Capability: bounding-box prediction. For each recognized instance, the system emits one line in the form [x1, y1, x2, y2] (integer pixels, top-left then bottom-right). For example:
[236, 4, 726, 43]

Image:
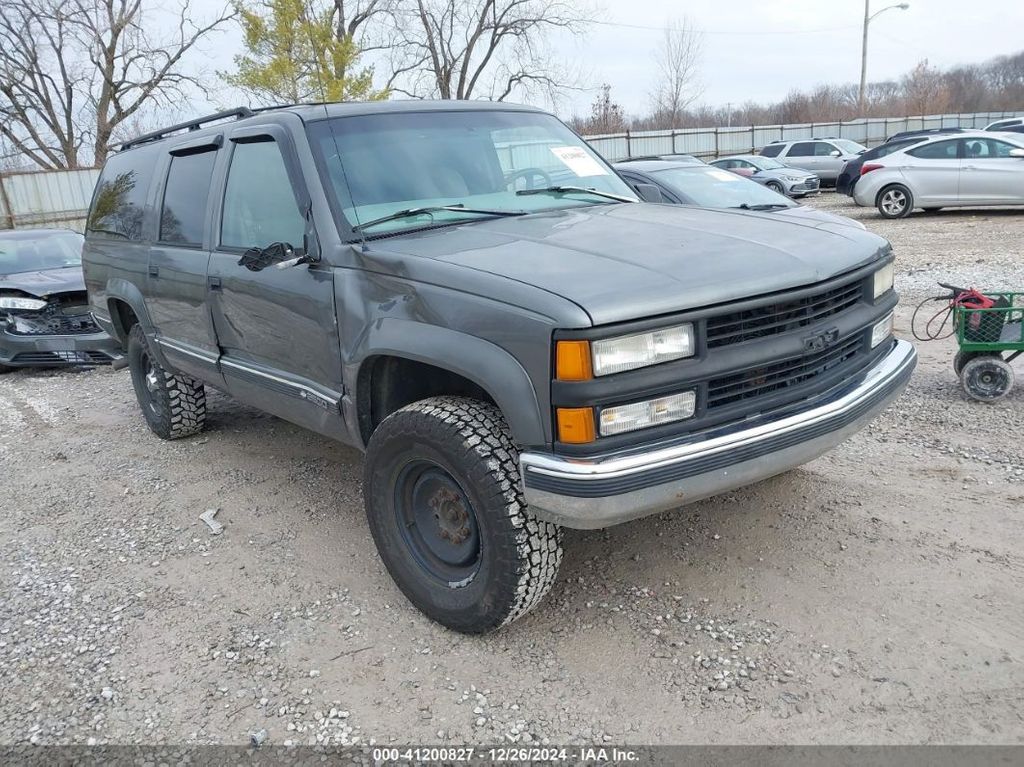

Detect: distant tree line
[572, 51, 1024, 135]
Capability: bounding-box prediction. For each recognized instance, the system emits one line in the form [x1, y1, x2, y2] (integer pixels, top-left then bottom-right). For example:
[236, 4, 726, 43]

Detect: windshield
[833, 139, 866, 155]
[653, 167, 796, 208]
[750, 157, 787, 170]
[307, 110, 637, 235]
[0, 230, 83, 275]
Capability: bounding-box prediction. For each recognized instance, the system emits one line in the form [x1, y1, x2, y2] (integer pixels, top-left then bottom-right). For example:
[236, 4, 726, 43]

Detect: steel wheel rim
[881, 189, 907, 215]
[139, 349, 160, 415]
[394, 460, 481, 587]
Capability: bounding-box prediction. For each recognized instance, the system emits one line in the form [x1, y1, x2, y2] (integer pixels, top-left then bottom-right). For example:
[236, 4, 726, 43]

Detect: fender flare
[352, 318, 548, 449]
[104, 279, 170, 367]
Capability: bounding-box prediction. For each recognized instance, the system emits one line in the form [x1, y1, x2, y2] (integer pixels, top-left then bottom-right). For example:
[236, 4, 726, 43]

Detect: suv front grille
[706, 279, 863, 348]
[708, 335, 863, 409]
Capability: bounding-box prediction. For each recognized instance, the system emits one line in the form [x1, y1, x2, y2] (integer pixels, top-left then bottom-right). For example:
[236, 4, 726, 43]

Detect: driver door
[206, 124, 347, 440]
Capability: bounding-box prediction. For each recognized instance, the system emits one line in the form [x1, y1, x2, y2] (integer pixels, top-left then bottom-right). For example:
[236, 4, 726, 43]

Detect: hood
[761, 168, 816, 179]
[0, 265, 86, 298]
[772, 205, 866, 231]
[374, 203, 889, 326]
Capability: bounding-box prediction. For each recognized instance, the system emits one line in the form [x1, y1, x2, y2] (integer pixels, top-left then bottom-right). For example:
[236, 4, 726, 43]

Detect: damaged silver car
[0, 229, 121, 372]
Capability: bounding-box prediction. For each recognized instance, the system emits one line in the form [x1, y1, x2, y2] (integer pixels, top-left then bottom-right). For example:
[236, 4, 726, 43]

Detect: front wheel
[876, 184, 914, 219]
[765, 180, 786, 195]
[960, 356, 1014, 402]
[363, 397, 562, 633]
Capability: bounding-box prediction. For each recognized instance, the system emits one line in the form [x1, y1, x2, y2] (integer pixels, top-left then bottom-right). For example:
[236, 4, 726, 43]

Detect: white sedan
[853, 132, 1024, 218]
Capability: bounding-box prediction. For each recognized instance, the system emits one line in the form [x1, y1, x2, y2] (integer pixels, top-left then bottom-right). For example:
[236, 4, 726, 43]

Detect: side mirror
[1009, 148, 1024, 158]
[829, 150, 842, 157]
[633, 183, 665, 203]
[238, 242, 296, 272]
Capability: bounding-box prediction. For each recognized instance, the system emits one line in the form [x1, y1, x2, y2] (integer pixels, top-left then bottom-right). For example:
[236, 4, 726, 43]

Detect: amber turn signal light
[556, 407, 596, 444]
[555, 340, 592, 381]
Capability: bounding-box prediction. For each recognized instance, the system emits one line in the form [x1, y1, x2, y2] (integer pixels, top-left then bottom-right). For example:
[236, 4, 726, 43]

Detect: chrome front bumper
[520, 339, 917, 529]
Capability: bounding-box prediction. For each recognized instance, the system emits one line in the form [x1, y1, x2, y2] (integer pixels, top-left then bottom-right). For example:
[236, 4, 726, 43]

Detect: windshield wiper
[733, 203, 791, 211]
[515, 186, 636, 203]
[351, 205, 527, 233]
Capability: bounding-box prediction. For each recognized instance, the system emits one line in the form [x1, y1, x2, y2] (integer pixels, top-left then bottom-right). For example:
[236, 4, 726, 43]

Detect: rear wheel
[126, 324, 206, 439]
[363, 396, 562, 633]
[876, 184, 913, 218]
[960, 356, 1014, 402]
[953, 350, 996, 376]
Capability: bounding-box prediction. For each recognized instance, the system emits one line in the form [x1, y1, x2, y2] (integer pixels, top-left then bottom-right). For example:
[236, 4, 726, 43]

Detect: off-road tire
[876, 184, 913, 219]
[126, 324, 206, 439]
[960, 356, 1014, 402]
[363, 396, 562, 633]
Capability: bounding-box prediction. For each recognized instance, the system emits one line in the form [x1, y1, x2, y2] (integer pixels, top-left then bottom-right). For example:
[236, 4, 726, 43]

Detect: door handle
[208, 275, 222, 291]
[148, 264, 159, 278]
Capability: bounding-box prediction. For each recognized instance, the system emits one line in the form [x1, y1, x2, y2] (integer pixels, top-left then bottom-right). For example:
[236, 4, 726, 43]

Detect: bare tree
[389, 0, 589, 103]
[650, 17, 702, 127]
[0, 0, 234, 170]
[901, 59, 948, 116]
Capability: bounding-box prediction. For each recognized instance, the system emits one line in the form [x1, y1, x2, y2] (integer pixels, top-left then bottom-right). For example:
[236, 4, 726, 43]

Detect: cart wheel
[960, 356, 1014, 402]
[953, 350, 996, 376]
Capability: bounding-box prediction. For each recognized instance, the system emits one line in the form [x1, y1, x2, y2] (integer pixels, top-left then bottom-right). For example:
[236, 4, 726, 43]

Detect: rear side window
[221, 140, 305, 250]
[759, 144, 783, 157]
[160, 150, 217, 245]
[868, 139, 920, 159]
[787, 142, 816, 157]
[814, 142, 839, 156]
[87, 150, 154, 240]
[907, 140, 959, 160]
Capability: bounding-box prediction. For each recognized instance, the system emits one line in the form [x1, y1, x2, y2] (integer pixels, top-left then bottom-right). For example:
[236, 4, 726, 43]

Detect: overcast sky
[186, 0, 1023, 120]
[556, 0, 1024, 117]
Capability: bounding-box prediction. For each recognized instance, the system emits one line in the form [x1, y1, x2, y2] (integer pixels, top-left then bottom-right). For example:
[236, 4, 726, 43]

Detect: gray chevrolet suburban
[82, 101, 917, 633]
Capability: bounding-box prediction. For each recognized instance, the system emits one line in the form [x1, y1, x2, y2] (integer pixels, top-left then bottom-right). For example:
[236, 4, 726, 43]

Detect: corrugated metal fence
[584, 111, 1024, 161]
[0, 110, 1021, 230]
[0, 168, 99, 232]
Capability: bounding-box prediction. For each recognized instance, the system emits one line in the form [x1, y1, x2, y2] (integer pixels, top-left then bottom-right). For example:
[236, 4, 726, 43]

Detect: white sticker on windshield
[708, 168, 741, 182]
[550, 146, 609, 177]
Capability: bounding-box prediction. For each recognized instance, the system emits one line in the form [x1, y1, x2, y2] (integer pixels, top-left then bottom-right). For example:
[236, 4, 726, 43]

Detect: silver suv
[759, 138, 867, 185]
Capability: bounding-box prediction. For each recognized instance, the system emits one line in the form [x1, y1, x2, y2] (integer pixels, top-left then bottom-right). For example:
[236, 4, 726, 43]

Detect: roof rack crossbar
[120, 107, 256, 151]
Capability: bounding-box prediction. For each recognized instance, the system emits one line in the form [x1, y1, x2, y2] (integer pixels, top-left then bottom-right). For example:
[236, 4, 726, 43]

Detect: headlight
[873, 262, 894, 299]
[591, 324, 694, 377]
[871, 312, 894, 348]
[599, 391, 697, 436]
[784, 176, 803, 182]
[0, 296, 47, 311]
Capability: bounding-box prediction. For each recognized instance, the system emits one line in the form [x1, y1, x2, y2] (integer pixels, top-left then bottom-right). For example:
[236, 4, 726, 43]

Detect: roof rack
[120, 107, 256, 151]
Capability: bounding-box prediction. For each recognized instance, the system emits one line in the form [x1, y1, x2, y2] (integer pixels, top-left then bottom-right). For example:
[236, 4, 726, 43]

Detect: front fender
[350, 318, 548, 449]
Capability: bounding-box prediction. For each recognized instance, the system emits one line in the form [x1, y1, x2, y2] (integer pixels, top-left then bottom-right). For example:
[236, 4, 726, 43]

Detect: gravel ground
[1, 194, 1023, 747]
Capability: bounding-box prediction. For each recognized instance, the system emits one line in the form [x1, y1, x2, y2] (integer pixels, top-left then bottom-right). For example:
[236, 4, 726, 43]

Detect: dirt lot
[2, 194, 1023, 747]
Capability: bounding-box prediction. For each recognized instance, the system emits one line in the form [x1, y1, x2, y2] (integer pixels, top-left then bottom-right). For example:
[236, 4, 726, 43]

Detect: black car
[836, 136, 931, 196]
[0, 228, 121, 371]
[885, 127, 965, 143]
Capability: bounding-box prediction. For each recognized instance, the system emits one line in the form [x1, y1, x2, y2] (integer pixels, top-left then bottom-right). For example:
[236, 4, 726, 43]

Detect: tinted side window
[787, 142, 816, 157]
[759, 144, 783, 158]
[221, 140, 304, 250]
[815, 142, 839, 156]
[870, 139, 919, 159]
[907, 140, 959, 160]
[87, 150, 154, 240]
[160, 151, 217, 245]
